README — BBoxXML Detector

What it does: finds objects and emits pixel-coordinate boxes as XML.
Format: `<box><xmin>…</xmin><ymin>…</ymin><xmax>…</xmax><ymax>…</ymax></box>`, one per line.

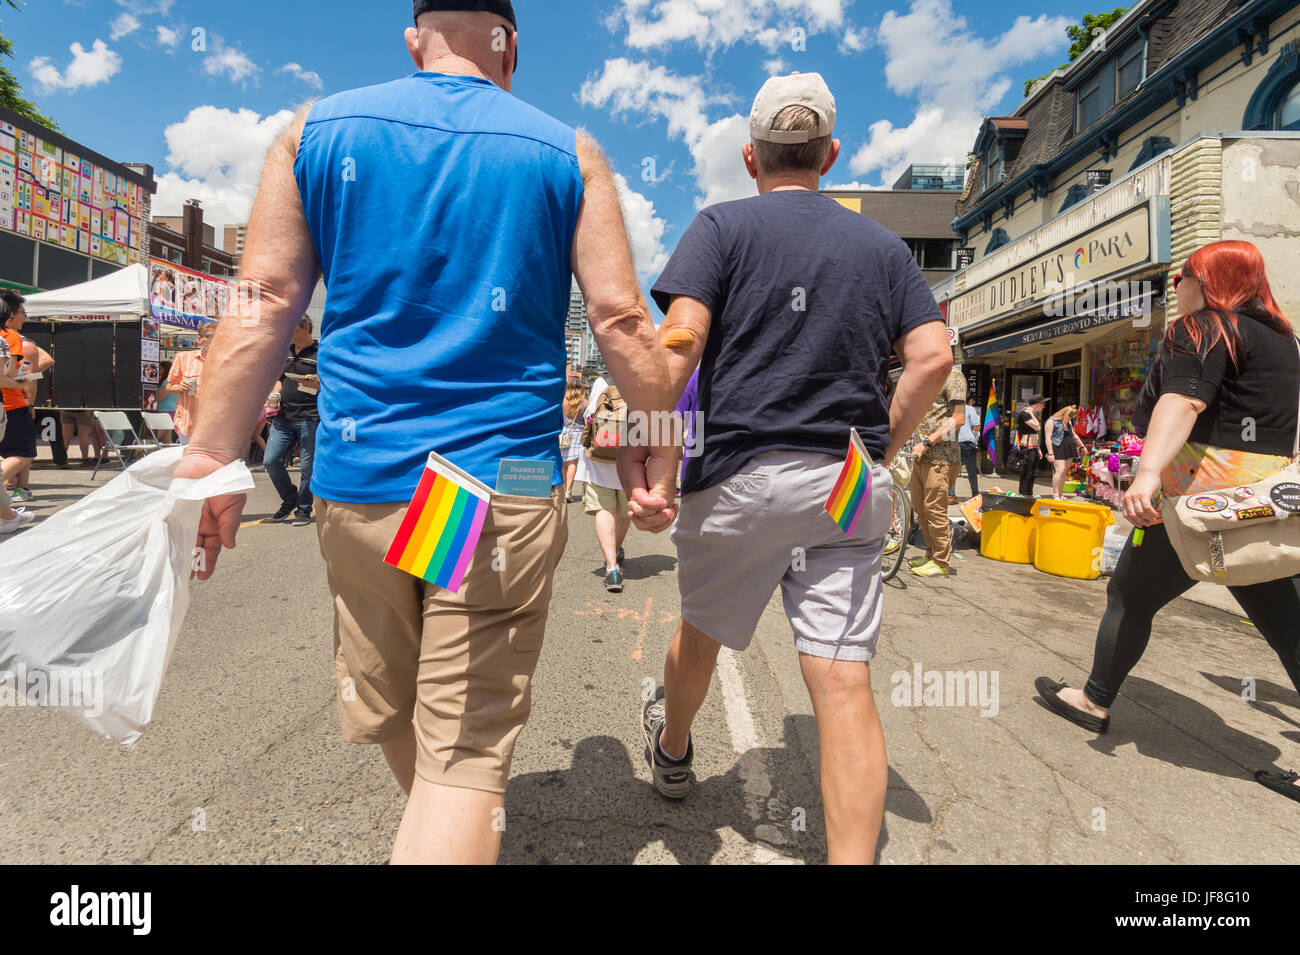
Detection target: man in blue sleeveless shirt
<box><xmin>175</xmin><ymin>1</ymin><xmax>676</xmax><ymax>864</ymax></box>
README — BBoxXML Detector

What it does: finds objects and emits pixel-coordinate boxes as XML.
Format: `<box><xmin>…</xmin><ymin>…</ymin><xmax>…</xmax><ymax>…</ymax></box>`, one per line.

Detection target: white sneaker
<box><xmin>0</xmin><ymin>510</ymin><xmax>35</xmax><ymax>534</ymax></box>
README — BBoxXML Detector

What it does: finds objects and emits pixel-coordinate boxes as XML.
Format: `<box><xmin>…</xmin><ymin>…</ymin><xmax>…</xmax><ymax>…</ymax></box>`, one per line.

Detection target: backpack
<box><xmin>582</xmin><ymin>386</ymin><xmax>627</xmax><ymax>462</ymax></box>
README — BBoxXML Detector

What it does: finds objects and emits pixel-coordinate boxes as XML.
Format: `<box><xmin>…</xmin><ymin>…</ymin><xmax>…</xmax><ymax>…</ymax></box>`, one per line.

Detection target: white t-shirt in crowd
<box><xmin>574</xmin><ymin>377</ymin><xmax>621</xmax><ymax>490</ymax></box>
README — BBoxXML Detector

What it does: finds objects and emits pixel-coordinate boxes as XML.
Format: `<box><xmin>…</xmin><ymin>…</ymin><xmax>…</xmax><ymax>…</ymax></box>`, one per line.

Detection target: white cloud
<box><xmin>154</xmin><ymin>106</ymin><xmax>296</xmax><ymax>233</ymax></box>
<box><xmin>116</xmin><ymin>0</ymin><xmax>176</xmax><ymax>14</ymax></box>
<box><xmin>110</xmin><ymin>13</ymin><xmax>140</xmax><ymax>40</ymax></box>
<box><xmin>848</xmin><ymin>0</ymin><xmax>1070</xmax><ymax>186</ymax></box>
<box><xmin>763</xmin><ymin>57</ymin><xmax>789</xmax><ymax>76</ymax></box>
<box><xmin>28</xmin><ymin>40</ymin><xmax>123</xmax><ymax>94</ymax></box>
<box><xmin>156</xmin><ymin>26</ymin><xmax>181</xmax><ymax>49</ymax></box>
<box><xmin>203</xmin><ymin>46</ymin><xmax>260</xmax><ymax>85</ymax></box>
<box><xmin>612</xmin><ymin>173</ymin><xmax>671</xmax><ymax>280</ymax></box>
<box><xmin>277</xmin><ymin>62</ymin><xmax>324</xmax><ymax>90</ymax></box>
<box><xmin>607</xmin><ymin>0</ymin><xmax>861</xmax><ymax>54</ymax></box>
<box><xmin>839</xmin><ymin>25</ymin><xmax>872</xmax><ymax>54</ymax></box>
<box><xmin>581</xmin><ymin>59</ymin><xmax>754</xmax><ymax>209</ymax></box>
<box><xmin>688</xmin><ymin>113</ymin><xmax>754</xmax><ymax>208</ymax></box>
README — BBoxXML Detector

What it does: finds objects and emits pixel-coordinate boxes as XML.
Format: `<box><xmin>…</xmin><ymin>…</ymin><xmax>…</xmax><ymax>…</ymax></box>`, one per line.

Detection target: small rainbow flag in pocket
<box><xmin>384</xmin><ymin>452</ymin><xmax>492</xmax><ymax>593</ymax></box>
<box><xmin>825</xmin><ymin>428</ymin><xmax>874</xmax><ymax>535</ymax></box>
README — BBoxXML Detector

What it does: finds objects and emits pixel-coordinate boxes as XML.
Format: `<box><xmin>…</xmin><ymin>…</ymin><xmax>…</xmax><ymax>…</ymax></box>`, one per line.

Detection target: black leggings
<box><xmin>1084</xmin><ymin>522</ymin><xmax>1300</xmax><ymax>708</ymax></box>
<box><xmin>1018</xmin><ymin>448</ymin><xmax>1040</xmax><ymax>496</ymax></box>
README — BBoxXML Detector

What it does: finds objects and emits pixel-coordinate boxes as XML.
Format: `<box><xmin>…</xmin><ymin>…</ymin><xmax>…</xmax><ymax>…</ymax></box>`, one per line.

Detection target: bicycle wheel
<box><xmin>880</xmin><ymin>483</ymin><xmax>910</xmax><ymax>582</ymax></box>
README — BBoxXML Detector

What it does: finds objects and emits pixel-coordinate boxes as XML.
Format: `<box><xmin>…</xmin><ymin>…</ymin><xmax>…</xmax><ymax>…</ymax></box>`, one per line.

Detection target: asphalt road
<box><xmin>1</xmin><ymin>465</ymin><xmax>1297</xmax><ymax>864</ymax></box>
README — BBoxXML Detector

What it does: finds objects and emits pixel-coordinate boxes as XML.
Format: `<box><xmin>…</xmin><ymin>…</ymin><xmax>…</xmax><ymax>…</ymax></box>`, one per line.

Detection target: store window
<box><xmin>1280</xmin><ymin>77</ymin><xmax>1300</xmax><ymax>130</ymax></box>
<box><xmin>1089</xmin><ymin>327</ymin><xmax>1154</xmax><ymax>436</ymax></box>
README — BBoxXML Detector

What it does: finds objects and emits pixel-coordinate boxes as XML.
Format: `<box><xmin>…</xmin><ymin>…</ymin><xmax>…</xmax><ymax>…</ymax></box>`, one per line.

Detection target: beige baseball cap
<box><xmin>749</xmin><ymin>72</ymin><xmax>836</xmax><ymax>144</ymax></box>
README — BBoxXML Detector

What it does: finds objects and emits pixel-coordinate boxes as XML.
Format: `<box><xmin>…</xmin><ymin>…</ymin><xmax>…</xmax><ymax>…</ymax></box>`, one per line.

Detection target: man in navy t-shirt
<box><xmin>639</xmin><ymin>72</ymin><xmax>955</xmax><ymax>864</ymax></box>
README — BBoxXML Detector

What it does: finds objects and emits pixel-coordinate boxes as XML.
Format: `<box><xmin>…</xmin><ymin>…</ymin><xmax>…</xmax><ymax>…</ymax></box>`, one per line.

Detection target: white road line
<box><xmin>715</xmin><ymin>648</ymin><xmax>758</xmax><ymax>754</ymax></box>
<box><xmin>715</xmin><ymin>647</ymin><xmax>797</xmax><ymax>863</ymax></box>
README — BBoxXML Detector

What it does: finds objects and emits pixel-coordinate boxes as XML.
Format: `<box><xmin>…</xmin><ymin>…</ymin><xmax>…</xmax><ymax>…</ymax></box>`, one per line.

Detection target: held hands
<box><xmin>174</xmin><ymin>449</ymin><xmax>247</xmax><ymax>580</ymax></box>
<box><xmin>618</xmin><ymin>442</ymin><xmax>680</xmax><ymax>533</ymax></box>
<box><xmin>1122</xmin><ymin>471</ymin><xmax>1163</xmax><ymax>528</ymax></box>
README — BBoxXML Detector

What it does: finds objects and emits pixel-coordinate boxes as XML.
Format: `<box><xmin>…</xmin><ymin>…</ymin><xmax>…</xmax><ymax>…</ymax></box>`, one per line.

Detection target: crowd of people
<box><xmin>6</xmin><ymin>0</ymin><xmax>1298</xmax><ymax>863</ymax></box>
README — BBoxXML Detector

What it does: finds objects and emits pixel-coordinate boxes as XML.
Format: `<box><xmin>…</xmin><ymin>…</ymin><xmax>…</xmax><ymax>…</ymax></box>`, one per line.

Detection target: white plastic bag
<box><xmin>0</xmin><ymin>447</ymin><xmax>252</xmax><ymax>745</ymax></box>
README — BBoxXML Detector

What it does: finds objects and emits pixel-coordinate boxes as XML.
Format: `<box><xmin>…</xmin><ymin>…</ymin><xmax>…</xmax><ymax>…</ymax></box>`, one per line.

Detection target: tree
<box><xmin>0</xmin><ymin>0</ymin><xmax>58</xmax><ymax>131</ymax></box>
<box><xmin>1024</xmin><ymin>7</ymin><xmax>1129</xmax><ymax>98</ymax></box>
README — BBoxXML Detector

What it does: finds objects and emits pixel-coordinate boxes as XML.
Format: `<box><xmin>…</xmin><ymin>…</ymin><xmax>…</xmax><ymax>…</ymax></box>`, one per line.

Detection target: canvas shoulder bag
<box><xmin>1161</xmin><ymin>338</ymin><xmax>1300</xmax><ymax>586</ymax></box>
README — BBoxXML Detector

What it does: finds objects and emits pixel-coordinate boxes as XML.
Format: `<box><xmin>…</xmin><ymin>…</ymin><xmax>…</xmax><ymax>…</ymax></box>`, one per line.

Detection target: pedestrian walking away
<box><xmin>1034</xmin><ymin>240</ymin><xmax>1300</xmax><ymax>806</ymax></box>
<box><xmin>559</xmin><ymin>373</ymin><xmax>586</xmax><ymax>503</ymax></box>
<box><xmin>575</xmin><ymin>375</ymin><xmax>633</xmax><ymax>592</ymax></box>
<box><xmin>172</xmin><ymin>0</ymin><xmax>676</xmax><ymax>865</ymax></box>
<box><xmin>642</xmin><ymin>71</ymin><xmax>954</xmax><ymax>864</ymax></box>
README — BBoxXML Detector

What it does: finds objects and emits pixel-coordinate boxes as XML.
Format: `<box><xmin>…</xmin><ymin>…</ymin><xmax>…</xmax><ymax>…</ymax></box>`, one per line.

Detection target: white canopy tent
<box><xmin>22</xmin><ymin>263</ymin><xmax>150</xmax><ymax>320</ymax></box>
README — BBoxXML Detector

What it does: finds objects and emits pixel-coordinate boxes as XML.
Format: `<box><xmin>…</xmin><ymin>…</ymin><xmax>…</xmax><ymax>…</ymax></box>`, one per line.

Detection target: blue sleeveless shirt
<box><xmin>294</xmin><ymin>72</ymin><xmax>583</xmax><ymax>501</ymax></box>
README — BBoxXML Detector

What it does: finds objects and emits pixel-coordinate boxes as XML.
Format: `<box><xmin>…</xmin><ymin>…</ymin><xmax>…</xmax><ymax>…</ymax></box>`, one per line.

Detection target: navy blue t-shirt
<box><xmin>652</xmin><ymin>190</ymin><xmax>944</xmax><ymax>494</ymax></box>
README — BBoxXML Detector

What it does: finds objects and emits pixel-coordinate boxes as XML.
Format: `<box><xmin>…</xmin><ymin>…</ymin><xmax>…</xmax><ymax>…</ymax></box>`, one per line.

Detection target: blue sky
<box><xmin>8</xmin><ymin>0</ymin><xmax>1086</xmax><ymax>299</ymax></box>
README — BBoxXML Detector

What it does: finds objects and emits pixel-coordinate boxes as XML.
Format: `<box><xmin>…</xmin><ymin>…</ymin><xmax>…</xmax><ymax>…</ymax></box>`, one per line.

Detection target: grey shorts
<box><xmin>673</xmin><ymin>449</ymin><xmax>893</xmax><ymax>662</ymax></box>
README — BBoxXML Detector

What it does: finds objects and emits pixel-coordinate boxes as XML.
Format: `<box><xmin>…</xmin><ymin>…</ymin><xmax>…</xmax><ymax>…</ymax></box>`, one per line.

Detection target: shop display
<box><xmin>1090</xmin><ymin>329</ymin><xmax>1154</xmax><ymax>435</ymax></box>
<box><xmin>0</xmin><ymin>122</ymin><xmax>144</xmax><ymax>267</ymax></box>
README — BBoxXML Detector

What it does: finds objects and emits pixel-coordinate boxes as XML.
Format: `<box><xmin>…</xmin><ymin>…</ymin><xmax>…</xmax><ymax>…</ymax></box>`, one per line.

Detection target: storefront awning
<box><xmin>962</xmin><ymin>282</ymin><xmax>1165</xmax><ymax>359</ymax></box>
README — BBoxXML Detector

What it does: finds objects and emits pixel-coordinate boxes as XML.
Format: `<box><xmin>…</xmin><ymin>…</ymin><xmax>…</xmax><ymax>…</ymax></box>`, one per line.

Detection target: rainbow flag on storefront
<box><xmin>384</xmin><ymin>452</ymin><xmax>492</xmax><ymax>593</ymax></box>
<box><xmin>982</xmin><ymin>384</ymin><xmax>1000</xmax><ymax>465</ymax></box>
<box><xmin>825</xmin><ymin>428</ymin><xmax>874</xmax><ymax>535</ymax></box>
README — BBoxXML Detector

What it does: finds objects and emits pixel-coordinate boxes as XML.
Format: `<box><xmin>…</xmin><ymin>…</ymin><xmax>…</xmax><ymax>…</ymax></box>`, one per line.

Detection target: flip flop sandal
<box><xmin>1254</xmin><ymin>769</ymin><xmax>1300</xmax><ymax>803</ymax></box>
<box><xmin>1034</xmin><ymin>677</ymin><xmax>1110</xmax><ymax>734</ymax></box>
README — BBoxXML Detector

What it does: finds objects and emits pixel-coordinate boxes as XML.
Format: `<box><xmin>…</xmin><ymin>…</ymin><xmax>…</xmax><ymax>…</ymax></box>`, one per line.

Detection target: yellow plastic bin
<box><xmin>1032</xmin><ymin>499</ymin><xmax>1116</xmax><ymax>580</ymax></box>
<box><xmin>979</xmin><ymin>495</ymin><xmax>1038</xmax><ymax>564</ymax></box>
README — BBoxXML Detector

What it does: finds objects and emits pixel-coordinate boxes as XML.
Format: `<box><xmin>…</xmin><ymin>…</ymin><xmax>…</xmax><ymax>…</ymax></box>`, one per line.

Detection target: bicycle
<box><xmin>880</xmin><ymin>451</ymin><xmax>917</xmax><ymax>583</ymax></box>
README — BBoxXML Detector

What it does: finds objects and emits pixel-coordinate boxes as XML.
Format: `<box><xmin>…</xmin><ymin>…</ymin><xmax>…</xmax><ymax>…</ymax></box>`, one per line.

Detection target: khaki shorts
<box><xmin>583</xmin><ymin>481</ymin><xmax>628</xmax><ymax>516</ymax></box>
<box><xmin>315</xmin><ymin>489</ymin><xmax>568</xmax><ymax>793</ymax></box>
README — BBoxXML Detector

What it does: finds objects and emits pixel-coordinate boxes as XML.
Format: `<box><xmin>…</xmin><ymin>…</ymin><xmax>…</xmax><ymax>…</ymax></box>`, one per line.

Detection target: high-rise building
<box><xmin>565</xmin><ymin>278</ymin><xmax>605</xmax><ymax>375</ymax></box>
<box><xmin>223</xmin><ymin>223</ymin><xmax>247</xmax><ymax>268</ymax></box>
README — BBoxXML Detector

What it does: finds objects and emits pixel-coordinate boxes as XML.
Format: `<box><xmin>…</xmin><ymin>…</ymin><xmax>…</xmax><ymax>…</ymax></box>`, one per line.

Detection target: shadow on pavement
<box><xmin>501</xmin><ymin>715</ymin><xmax>930</xmax><ymax>865</ymax></box>
<box><xmin>585</xmin><ymin>554</ymin><xmax>678</xmax><ymax>582</ymax></box>
<box><xmin>1199</xmin><ymin>672</ymin><xmax>1299</xmax><ymax>730</ymax></box>
<box><xmin>1077</xmin><ymin>676</ymin><xmax>1283</xmax><ymax>780</ymax></box>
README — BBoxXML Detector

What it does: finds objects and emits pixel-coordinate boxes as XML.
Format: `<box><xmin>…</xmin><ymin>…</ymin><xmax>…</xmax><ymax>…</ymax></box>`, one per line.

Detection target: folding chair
<box><xmin>141</xmin><ymin>411</ymin><xmax>177</xmax><ymax>447</ymax></box>
<box><xmin>92</xmin><ymin>411</ymin><xmax>161</xmax><ymax>480</ymax></box>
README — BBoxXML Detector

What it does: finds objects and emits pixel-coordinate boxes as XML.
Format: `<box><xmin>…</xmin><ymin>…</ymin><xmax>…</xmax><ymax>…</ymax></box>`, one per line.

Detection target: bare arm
<box><xmin>886</xmin><ymin>321</ymin><xmax>953</xmax><ymax>463</ymax></box>
<box><xmin>20</xmin><ymin>341</ymin><xmax>51</xmax><ymax>404</ymax></box>
<box><xmin>656</xmin><ymin>294</ymin><xmax>710</xmax><ymax>404</ymax></box>
<box><xmin>186</xmin><ymin>107</ymin><xmax>319</xmax><ymax>463</ymax></box>
<box><xmin>1123</xmin><ymin>392</ymin><xmax>1203</xmax><ymax>526</ymax></box>
<box><xmin>177</xmin><ymin>106</ymin><xmax>319</xmax><ymax>578</ymax></box>
<box><xmin>572</xmin><ymin>131</ymin><xmax>675</xmax><ymax>530</ymax></box>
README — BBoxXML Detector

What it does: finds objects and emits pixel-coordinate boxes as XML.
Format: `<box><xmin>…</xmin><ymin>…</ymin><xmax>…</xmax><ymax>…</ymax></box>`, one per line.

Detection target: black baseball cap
<box><xmin>413</xmin><ymin>0</ymin><xmax>516</xmax><ymax>28</ymax></box>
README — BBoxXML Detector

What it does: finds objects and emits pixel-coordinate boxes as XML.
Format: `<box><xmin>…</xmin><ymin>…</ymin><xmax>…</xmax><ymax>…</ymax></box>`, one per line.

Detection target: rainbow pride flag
<box><xmin>825</xmin><ymin>428</ymin><xmax>874</xmax><ymax>535</ymax></box>
<box><xmin>384</xmin><ymin>452</ymin><xmax>492</xmax><ymax>593</ymax></box>
<box><xmin>982</xmin><ymin>384</ymin><xmax>1001</xmax><ymax>465</ymax></box>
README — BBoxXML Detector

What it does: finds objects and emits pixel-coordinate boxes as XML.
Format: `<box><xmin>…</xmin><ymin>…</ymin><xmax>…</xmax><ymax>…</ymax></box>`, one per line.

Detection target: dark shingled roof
<box><xmin>954</xmin><ymin>0</ymin><xmax>1245</xmax><ymax>220</ymax></box>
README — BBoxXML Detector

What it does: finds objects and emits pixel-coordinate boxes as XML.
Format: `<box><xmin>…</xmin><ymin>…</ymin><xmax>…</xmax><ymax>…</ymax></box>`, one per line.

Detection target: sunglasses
<box><xmin>1172</xmin><ymin>272</ymin><xmax>1197</xmax><ymax>290</ymax></box>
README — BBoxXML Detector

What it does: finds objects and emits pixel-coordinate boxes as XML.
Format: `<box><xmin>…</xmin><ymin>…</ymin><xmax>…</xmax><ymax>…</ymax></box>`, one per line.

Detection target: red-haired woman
<box><xmin>1035</xmin><ymin>240</ymin><xmax>1300</xmax><ymax>805</ymax></box>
